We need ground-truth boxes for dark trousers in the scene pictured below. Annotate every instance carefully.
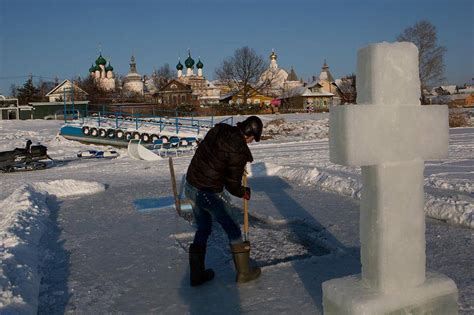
[185,182,242,247]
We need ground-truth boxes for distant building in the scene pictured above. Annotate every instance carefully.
[176,51,220,105]
[316,60,335,94]
[260,50,290,96]
[154,79,198,107]
[45,79,88,102]
[428,85,474,107]
[122,55,144,95]
[28,80,89,119]
[219,86,273,108]
[279,81,334,112]
[284,67,302,90]
[0,95,33,120]
[88,52,116,91]
[279,59,342,110]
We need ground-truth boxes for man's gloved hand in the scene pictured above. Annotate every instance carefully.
[243,187,251,200]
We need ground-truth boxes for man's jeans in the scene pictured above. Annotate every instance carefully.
[185,182,243,246]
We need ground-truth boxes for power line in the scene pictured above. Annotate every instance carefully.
[0,75,60,81]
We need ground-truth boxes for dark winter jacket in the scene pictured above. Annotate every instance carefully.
[186,123,253,198]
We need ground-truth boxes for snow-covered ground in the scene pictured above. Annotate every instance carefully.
[0,114,473,314]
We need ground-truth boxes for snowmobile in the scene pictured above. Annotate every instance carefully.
[0,140,52,173]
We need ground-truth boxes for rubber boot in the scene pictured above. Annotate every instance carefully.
[231,241,261,283]
[189,243,215,287]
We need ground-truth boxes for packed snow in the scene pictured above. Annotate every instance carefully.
[0,114,473,314]
[0,180,105,312]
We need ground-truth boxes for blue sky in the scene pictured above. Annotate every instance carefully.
[0,0,472,95]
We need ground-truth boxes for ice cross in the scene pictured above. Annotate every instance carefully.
[323,42,458,314]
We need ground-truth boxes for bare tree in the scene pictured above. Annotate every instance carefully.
[215,46,273,107]
[78,76,114,104]
[152,63,173,90]
[397,20,447,104]
[334,73,357,104]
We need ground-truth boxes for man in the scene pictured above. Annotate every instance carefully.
[185,116,263,286]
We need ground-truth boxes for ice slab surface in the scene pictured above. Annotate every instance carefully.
[322,272,458,315]
[356,42,420,106]
[329,105,449,166]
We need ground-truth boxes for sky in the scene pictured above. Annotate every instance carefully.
[0,0,473,95]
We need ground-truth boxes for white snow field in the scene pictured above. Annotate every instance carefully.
[0,114,473,314]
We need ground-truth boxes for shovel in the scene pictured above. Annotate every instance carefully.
[243,168,249,242]
[132,157,192,219]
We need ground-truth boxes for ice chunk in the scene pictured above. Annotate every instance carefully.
[329,105,448,166]
[323,272,458,315]
[356,42,420,106]
[324,41,457,314]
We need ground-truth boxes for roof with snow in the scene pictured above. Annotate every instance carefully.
[45,79,88,97]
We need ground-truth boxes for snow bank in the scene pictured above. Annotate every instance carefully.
[0,180,106,313]
[32,179,106,198]
[250,162,474,229]
[263,118,329,140]
[425,177,474,194]
[249,162,362,199]
[425,194,474,228]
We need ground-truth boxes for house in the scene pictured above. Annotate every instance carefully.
[29,80,89,119]
[45,79,88,102]
[279,81,334,112]
[0,95,33,120]
[447,94,474,108]
[219,86,274,108]
[153,79,198,107]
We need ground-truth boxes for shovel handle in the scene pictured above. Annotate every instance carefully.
[169,157,182,217]
[243,169,249,241]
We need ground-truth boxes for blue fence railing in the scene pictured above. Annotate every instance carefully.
[62,108,233,135]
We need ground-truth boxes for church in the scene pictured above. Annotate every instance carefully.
[88,52,116,91]
[122,55,144,95]
[175,51,220,105]
[278,60,338,112]
[88,51,144,95]
[259,49,303,97]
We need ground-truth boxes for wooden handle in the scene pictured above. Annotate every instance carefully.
[169,157,182,217]
[243,169,249,240]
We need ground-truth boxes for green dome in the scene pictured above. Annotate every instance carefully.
[89,64,96,73]
[105,62,114,72]
[176,60,183,70]
[185,52,195,69]
[196,59,203,69]
[95,53,107,66]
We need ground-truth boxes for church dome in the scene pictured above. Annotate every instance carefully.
[89,64,96,73]
[176,60,184,70]
[185,52,195,69]
[196,59,203,69]
[105,62,114,72]
[95,53,107,66]
[270,50,277,60]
